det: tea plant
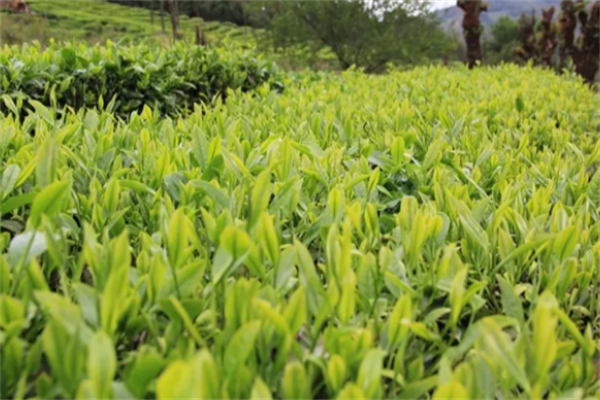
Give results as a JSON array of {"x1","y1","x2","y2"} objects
[
  {"x1": 0, "y1": 63, "x2": 599, "y2": 399},
  {"x1": 0, "y1": 41, "x2": 279, "y2": 119},
  {"x1": 1, "y1": 0, "x2": 255, "y2": 46}
]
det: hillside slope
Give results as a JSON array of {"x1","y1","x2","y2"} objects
[
  {"x1": 1, "y1": 0, "x2": 255, "y2": 46},
  {"x1": 437, "y1": 0, "x2": 561, "y2": 32}
]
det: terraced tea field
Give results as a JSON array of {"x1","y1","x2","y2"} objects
[
  {"x1": 0, "y1": 41, "x2": 599, "y2": 399},
  {"x1": 2, "y1": 0, "x2": 255, "y2": 46}
]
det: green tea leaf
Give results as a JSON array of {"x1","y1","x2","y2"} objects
[
  {"x1": 283, "y1": 361, "x2": 308, "y2": 400},
  {"x1": 7, "y1": 231, "x2": 47, "y2": 268},
  {"x1": 1, "y1": 165, "x2": 21, "y2": 200},
  {"x1": 156, "y1": 361, "x2": 194, "y2": 400},
  {"x1": 432, "y1": 380, "x2": 469, "y2": 400},
  {"x1": 30, "y1": 181, "x2": 70, "y2": 227},
  {"x1": 87, "y1": 330, "x2": 116, "y2": 399},
  {"x1": 497, "y1": 275, "x2": 524, "y2": 325},
  {"x1": 337, "y1": 383, "x2": 366, "y2": 399},
  {"x1": 249, "y1": 169, "x2": 271, "y2": 231},
  {"x1": 250, "y1": 378, "x2": 272, "y2": 400},
  {"x1": 531, "y1": 292, "x2": 557, "y2": 385},
  {"x1": 224, "y1": 321, "x2": 261, "y2": 376},
  {"x1": 357, "y1": 348, "x2": 384, "y2": 399},
  {"x1": 190, "y1": 179, "x2": 230, "y2": 209},
  {"x1": 554, "y1": 226, "x2": 579, "y2": 262},
  {"x1": 192, "y1": 350, "x2": 221, "y2": 399}
]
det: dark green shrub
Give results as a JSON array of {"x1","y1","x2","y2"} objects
[{"x1": 0, "y1": 41, "x2": 281, "y2": 118}]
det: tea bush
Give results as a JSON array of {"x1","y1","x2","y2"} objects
[
  {"x1": 0, "y1": 64, "x2": 599, "y2": 399},
  {"x1": 0, "y1": 41, "x2": 280, "y2": 118}
]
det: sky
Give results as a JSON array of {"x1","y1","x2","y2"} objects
[{"x1": 428, "y1": 1, "x2": 456, "y2": 10}]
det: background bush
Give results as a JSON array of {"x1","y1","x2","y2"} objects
[{"x1": 0, "y1": 41, "x2": 280, "y2": 118}]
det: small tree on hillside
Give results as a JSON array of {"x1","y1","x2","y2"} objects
[
  {"x1": 558, "y1": 0, "x2": 600, "y2": 84},
  {"x1": 483, "y1": 16, "x2": 520, "y2": 65},
  {"x1": 538, "y1": 7, "x2": 558, "y2": 67},
  {"x1": 457, "y1": 0, "x2": 488, "y2": 68},
  {"x1": 259, "y1": 0, "x2": 453, "y2": 73},
  {"x1": 516, "y1": 11, "x2": 537, "y2": 62}
]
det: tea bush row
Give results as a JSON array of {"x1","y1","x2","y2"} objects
[
  {"x1": 0, "y1": 64, "x2": 599, "y2": 399},
  {"x1": 0, "y1": 41, "x2": 280, "y2": 119}
]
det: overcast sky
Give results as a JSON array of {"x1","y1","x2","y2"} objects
[{"x1": 428, "y1": 1, "x2": 456, "y2": 9}]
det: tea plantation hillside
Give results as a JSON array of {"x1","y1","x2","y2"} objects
[
  {"x1": 0, "y1": 60, "x2": 599, "y2": 399},
  {"x1": 1, "y1": 0, "x2": 254, "y2": 46}
]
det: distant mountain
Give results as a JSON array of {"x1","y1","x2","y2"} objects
[{"x1": 436, "y1": 0, "x2": 562, "y2": 33}]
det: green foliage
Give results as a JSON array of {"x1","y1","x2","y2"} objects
[
  {"x1": 256, "y1": 0, "x2": 456, "y2": 72},
  {"x1": 483, "y1": 16, "x2": 522, "y2": 65},
  {"x1": 1, "y1": 0, "x2": 254, "y2": 47},
  {"x1": 0, "y1": 60, "x2": 599, "y2": 400},
  {"x1": 0, "y1": 41, "x2": 279, "y2": 118}
]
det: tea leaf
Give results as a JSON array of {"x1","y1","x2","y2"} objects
[
  {"x1": 497, "y1": 275, "x2": 524, "y2": 325},
  {"x1": 224, "y1": 321, "x2": 261, "y2": 376},
  {"x1": 283, "y1": 361, "x2": 308, "y2": 400},
  {"x1": 249, "y1": 169, "x2": 271, "y2": 231},
  {"x1": 1, "y1": 165, "x2": 21, "y2": 200},
  {"x1": 30, "y1": 181, "x2": 70, "y2": 227},
  {"x1": 87, "y1": 331, "x2": 116, "y2": 399},
  {"x1": 554, "y1": 226, "x2": 579, "y2": 262}
]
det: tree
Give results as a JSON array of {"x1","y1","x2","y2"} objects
[
  {"x1": 516, "y1": 11, "x2": 537, "y2": 62},
  {"x1": 159, "y1": 0, "x2": 166, "y2": 34},
  {"x1": 558, "y1": 0, "x2": 599, "y2": 84},
  {"x1": 168, "y1": 0, "x2": 179, "y2": 39},
  {"x1": 457, "y1": 0, "x2": 488, "y2": 69},
  {"x1": 483, "y1": 16, "x2": 521, "y2": 65},
  {"x1": 260, "y1": 0, "x2": 454, "y2": 73},
  {"x1": 511, "y1": 7, "x2": 558, "y2": 67},
  {"x1": 538, "y1": 7, "x2": 557, "y2": 67},
  {"x1": 192, "y1": 0, "x2": 200, "y2": 19}
]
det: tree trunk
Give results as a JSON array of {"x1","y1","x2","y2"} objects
[
  {"x1": 159, "y1": 0, "x2": 166, "y2": 33},
  {"x1": 457, "y1": 0, "x2": 488, "y2": 69},
  {"x1": 195, "y1": 24, "x2": 206, "y2": 47},
  {"x1": 538, "y1": 7, "x2": 557, "y2": 67},
  {"x1": 516, "y1": 10, "x2": 537, "y2": 62},
  {"x1": 558, "y1": 0, "x2": 577, "y2": 70},
  {"x1": 575, "y1": 1, "x2": 600, "y2": 84},
  {"x1": 192, "y1": 0, "x2": 200, "y2": 17},
  {"x1": 168, "y1": 0, "x2": 179, "y2": 40},
  {"x1": 557, "y1": 1, "x2": 599, "y2": 85}
]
